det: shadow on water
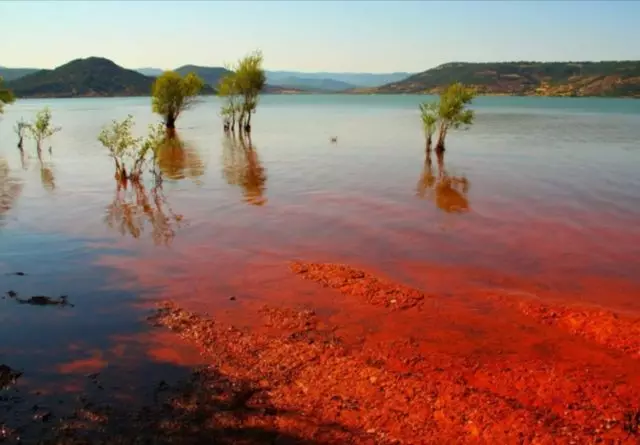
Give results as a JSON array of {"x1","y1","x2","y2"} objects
[
  {"x1": 104, "y1": 177, "x2": 184, "y2": 246},
  {"x1": 0, "y1": 157, "x2": 23, "y2": 227},
  {"x1": 416, "y1": 150, "x2": 470, "y2": 213},
  {"x1": 222, "y1": 132, "x2": 267, "y2": 206},
  {"x1": 0, "y1": 359, "x2": 358, "y2": 444}
]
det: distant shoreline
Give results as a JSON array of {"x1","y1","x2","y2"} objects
[{"x1": 11, "y1": 92, "x2": 639, "y2": 100}]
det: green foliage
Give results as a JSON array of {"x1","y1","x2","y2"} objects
[
  {"x1": 6, "y1": 57, "x2": 154, "y2": 98},
  {"x1": 221, "y1": 50, "x2": 266, "y2": 130},
  {"x1": 174, "y1": 65, "x2": 232, "y2": 90},
  {"x1": 438, "y1": 83, "x2": 475, "y2": 130},
  {"x1": 218, "y1": 74, "x2": 241, "y2": 125},
  {"x1": 98, "y1": 115, "x2": 165, "y2": 180},
  {"x1": 28, "y1": 107, "x2": 61, "y2": 150},
  {"x1": 152, "y1": 71, "x2": 204, "y2": 127},
  {"x1": 0, "y1": 76, "x2": 15, "y2": 114},
  {"x1": 419, "y1": 102, "x2": 439, "y2": 138},
  {"x1": 419, "y1": 83, "x2": 476, "y2": 151}
]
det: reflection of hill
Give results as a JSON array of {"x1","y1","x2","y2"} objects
[
  {"x1": 105, "y1": 180, "x2": 184, "y2": 245},
  {"x1": 416, "y1": 152, "x2": 470, "y2": 213},
  {"x1": 156, "y1": 135, "x2": 205, "y2": 181},
  {"x1": 0, "y1": 158, "x2": 23, "y2": 226},
  {"x1": 222, "y1": 133, "x2": 267, "y2": 206}
]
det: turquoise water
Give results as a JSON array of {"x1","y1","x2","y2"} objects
[{"x1": 1, "y1": 94, "x2": 640, "y2": 431}]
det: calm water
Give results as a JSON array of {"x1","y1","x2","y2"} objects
[{"x1": 1, "y1": 95, "x2": 640, "y2": 428}]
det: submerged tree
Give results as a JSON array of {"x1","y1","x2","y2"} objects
[
  {"x1": 28, "y1": 107, "x2": 61, "y2": 152},
  {"x1": 434, "y1": 83, "x2": 475, "y2": 152},
  {"x1": 98, "y1": 115, "x2": 165, "y2": 182},
  {"x1": 152, "y1": 71, "x2": 204, "y2": 130},
  {"x1": 220, "y1": 50, "x2": 266, "y2": 133},
  {"x1": 13, "y1": 118, "x2": 29, "y2": 150},
  {"x1": 218, "y1": 74, "x2": 241, "y2": 131},
  {"x1": 0, "y1": 77, "x2": 15, "y2": 114},
  {"x1": 419, "y1": 102, "x2": 438, "y2": 153}
]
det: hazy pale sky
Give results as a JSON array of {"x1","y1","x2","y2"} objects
[{"x1": 2, "y1": 0, "x2": 639, "y2": 72}]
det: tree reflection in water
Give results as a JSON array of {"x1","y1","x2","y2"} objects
[
  {"x1": 416, "y1": 150, "x2": 470, "y2": 213},
  {"x1": 156, "y1": 133, "x2": 205, "y2": 181},
  {"x1": 0, "y1": 158, "x2": 23, "y2": 227},
  {"x1": 104, "y1": 177, "x2": 184, "y2": 246},
  {"x1": 37, "y1": 151, "x2": 55, "y2": 191},
  {"x1": 221, "y1": 132, "x2": 267, "y2": 206}
]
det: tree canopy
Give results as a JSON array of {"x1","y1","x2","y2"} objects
[
  {"x1": 218, "y1": 50, "x2": 266, "y2": 132},
  {"x1": 28, "y1": 107, "x2": 61, "y2": 151},
  {"x1": 152, "y1": 71, "x2": 204, "y2": 129},
  {"x1": 98, "y1": 115, "x2": 165, "y2": 181},
  {"x1": 419, "y1": 102, "x2": 438, "y2": 151}
]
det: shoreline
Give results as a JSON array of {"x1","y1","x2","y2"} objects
[
  {"x1": 9, "y1": 92, "x2": 640, "y2": 100},
  {"x1": 5, "y1": 261, "x2": 639, "y2": 443}
]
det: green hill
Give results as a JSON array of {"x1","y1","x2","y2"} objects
[
  {"x1": 356, "y1": 61, "x2": 640, "y2": 97},
  {"x1": 6, "y1": 57, "x2": 154, "y2": 98}
]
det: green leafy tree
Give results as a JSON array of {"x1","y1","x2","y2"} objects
[
  {"x1": 218, "y1": 74, "x2": 241, "y2": 131},
  {"x1": 434, "y1": 83, "x2": 475, "y2": 152},
  {"x1": 0, "y1": 77, "x2": 15, "y2": 114},
  {"x1": 232, "y1": 50, "x2": 266, "y2": 132},
  {"x1": 98, "y1": 115, "x2": 165, "y2": 181},
  {"x1": 28, "y1": 107, "x2": 61, "y2": 152},
  {"x1": 419, "y1": 102, "x2": 438, "y2": 153},
  {"x1": 152, "y1": 71, "x2": 204, "y2": 130}
]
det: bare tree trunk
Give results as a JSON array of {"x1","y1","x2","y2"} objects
[
  {"x1": 17, "y1": 136, "x2": 23, "y2": 150},
  {"x1": 165, "y1": 113, "x2": 176, "y2": 130},
  {"x1": 436, "y1": 148, "x2": 445, "y2": 179},
  {"x1": 435, "y1": 123, "x2": 447, "y2": 153},
  {"x1": 426, "y1": 134, "x2": 432, "y2": 153},
  {"x1": 245, "y1": 111, "x2": 252, "y2": 133}
]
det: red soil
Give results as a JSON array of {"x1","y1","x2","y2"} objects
[
  {"x1": 490, "y1": 292, "x2": 640, "y2": 359},
  {"x1": 289, "y1": 261, "x2": 425, "y2": 310},
  {"x1": 135, "y1": 261, "x2": 640, "y2": 444}
]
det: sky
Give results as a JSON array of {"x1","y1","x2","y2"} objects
[{"x1": 2, "y1": 0, "x2": 639, "y2": 73}]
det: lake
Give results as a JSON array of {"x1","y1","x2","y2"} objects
[{"x1": 1, "y1": 95, "x2": 640, "y2": 435}]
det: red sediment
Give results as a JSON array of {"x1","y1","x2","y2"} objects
[
  {"x1": 491, "y1": 292, "x2": 640, "y2": 359},
  {"x1": 149, "y1": 300, "x2": 640, "y2": 444},
  {"x1": 289, "y1": 261, "x2": 425, "y2": 310}
]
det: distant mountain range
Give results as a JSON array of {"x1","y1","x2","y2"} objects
[
  {"x1": 2, "y1": 58, "x2": 298, "y2": 98},
  {"x1": 4, "y1": 59, "x2": 638, "y2": 98},
  {"x1": 264, "y1": 71, "x2": 412, "y2": 88},
  {"x1": 354, "y1": 61, "x2": 640, "y2": 97},
  {"x1": 133, "y1": 68, "x2": 412, "y2": 91}
]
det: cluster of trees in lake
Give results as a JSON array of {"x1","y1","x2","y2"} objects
[{"x1": 1, "y1": 57, "x2": 478, "y2": 234}]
